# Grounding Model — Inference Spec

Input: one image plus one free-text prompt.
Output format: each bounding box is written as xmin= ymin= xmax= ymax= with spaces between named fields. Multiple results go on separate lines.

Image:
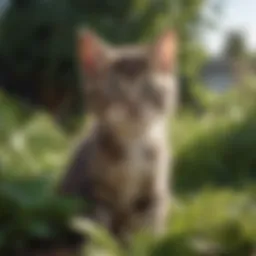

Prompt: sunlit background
xmin=0 ymin=0 xmax=255 ymax=255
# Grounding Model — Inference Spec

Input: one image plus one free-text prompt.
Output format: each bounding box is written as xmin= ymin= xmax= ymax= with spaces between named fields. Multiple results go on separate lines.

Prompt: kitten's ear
xmin=151 ymin=30 xmax=178 ymax=72
xmin=77 ymin=29 xmax=108 ymax=76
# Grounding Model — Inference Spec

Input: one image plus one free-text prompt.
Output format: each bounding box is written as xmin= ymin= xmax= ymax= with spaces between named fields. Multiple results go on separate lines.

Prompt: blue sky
xmin=203 ymin=0 xmax=256 ymax=55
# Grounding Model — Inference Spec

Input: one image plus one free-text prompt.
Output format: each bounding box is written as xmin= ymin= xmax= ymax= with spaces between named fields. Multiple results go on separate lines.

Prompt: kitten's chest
xmin=124 ymin=139 xmax=156 ymax=174
xmin=104 ymin=139 xmax=159 ymax=204
xmin=95 ymin=123 xmax=167 ymax=206
xmin=107 ymin=139 xmax=156 ymax=180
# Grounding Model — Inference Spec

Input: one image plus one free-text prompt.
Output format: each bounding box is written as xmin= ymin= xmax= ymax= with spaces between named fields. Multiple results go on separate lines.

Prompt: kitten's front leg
xmin=150 ymin=151 xmax=171 ymax=237
xmin=150 ymin=192 xmax=170 ymax=236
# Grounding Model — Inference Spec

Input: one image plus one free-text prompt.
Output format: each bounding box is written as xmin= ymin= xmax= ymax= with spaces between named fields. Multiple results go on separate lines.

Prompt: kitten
xmin=59 ymin=29 xmax=179 ymax=242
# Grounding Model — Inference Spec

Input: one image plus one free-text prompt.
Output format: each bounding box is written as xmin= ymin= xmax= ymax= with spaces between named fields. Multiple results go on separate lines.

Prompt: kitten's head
xmin=78 ymin=29 xmax=178 ymax=133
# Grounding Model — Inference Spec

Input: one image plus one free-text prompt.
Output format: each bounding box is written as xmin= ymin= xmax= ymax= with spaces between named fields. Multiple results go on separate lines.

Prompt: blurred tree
xmin=0 ymin=0 xmax=222 ymax=130
xmin=223 ymin=31 xmax=247 ymax=60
